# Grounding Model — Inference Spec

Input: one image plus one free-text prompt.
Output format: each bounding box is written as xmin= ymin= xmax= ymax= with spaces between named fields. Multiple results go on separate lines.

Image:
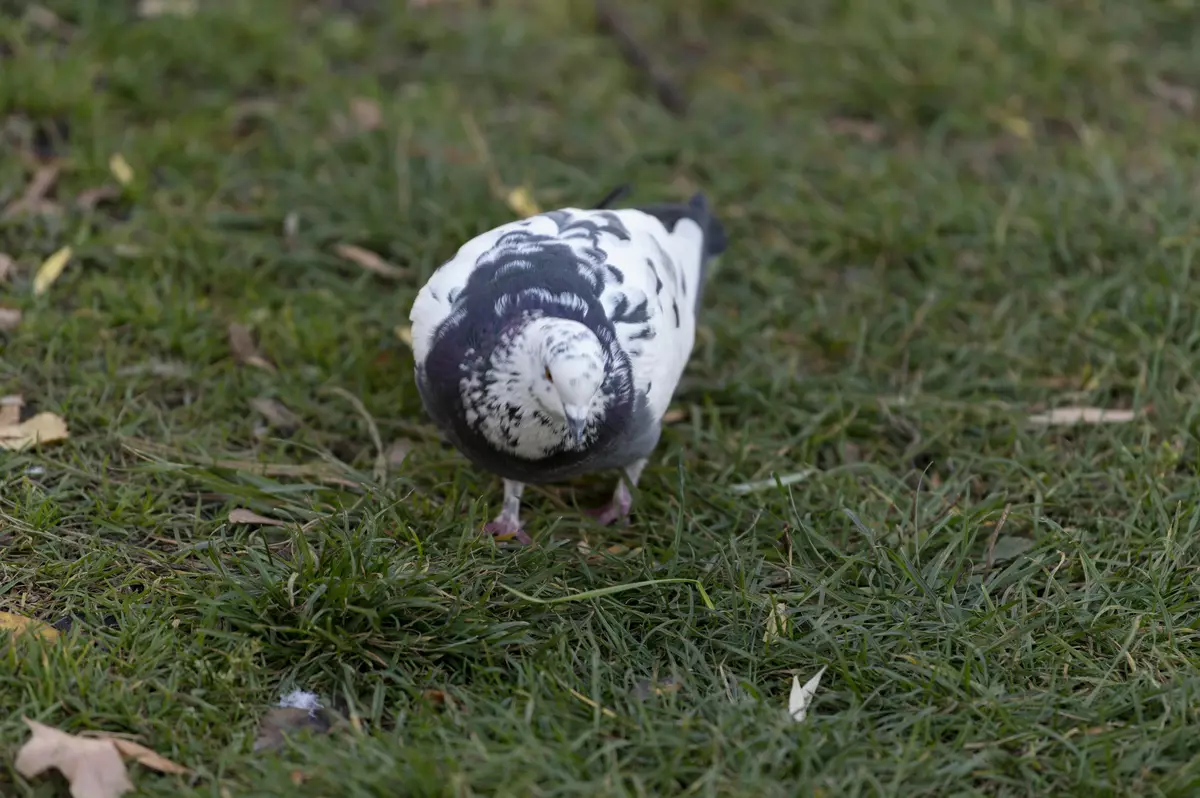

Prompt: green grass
xmin=4 ymin=0 xmax=1200 ymax=794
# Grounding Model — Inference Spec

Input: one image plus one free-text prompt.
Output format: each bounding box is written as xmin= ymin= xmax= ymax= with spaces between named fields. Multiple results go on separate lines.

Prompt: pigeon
xmin=409 ymin=185 xmax=727 ymax=543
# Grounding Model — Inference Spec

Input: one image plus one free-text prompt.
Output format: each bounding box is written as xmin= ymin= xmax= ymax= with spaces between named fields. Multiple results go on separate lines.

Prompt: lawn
xmin=3 ymin=0 xmax=1200 ymax=795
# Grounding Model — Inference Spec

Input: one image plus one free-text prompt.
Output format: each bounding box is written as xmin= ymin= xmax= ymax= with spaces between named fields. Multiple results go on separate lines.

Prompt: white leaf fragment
xmin=1027 ymin=406 xmax=1137 ymax=426
xmin=788 ymin=666 xmax=826 ymax=723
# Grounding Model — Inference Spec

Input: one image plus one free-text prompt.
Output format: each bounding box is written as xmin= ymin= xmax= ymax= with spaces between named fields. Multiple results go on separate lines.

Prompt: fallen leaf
xmin=788 ymin=666 xmax=826 ymax=723
xmin=1149 ymin=77 xmax=1195 ymax=113
xmin=662 ymin=407 xmax=686 ymax=424
xmin=0 ymin=611 xmax=59 ymax=640
xmin=1027 ymin=407 xmax=1138 ymax=426
xmin=16 ymin=718 xmax=134 ymax=798
xmin=76 ymin=186 xmax=121 ymax=211
xmin=505 ymin=186 xmax=540 ymax=217
xmin=0 ymin=395 xmax=22 ymax=426
xmin=290 ymin=770 xmax=308 ymax=786
xmin=395 ymin=325 xmax=413 ymax=348
xmin=249 ymin=397 xmax=300 ymax=431
xmin=333 ymin=243 xmax=407 ymax=279
xmin=137 ymin=0 xmax=197 ymax=16
xmin=227 ymin=322 xmax=275 ymax=372
xmin=107 ymin=154 xmax=134 ymax=186
xmin=763 ymin=601 xmax=789 ymax=644
xmin=83 ymin=737 xmax=188 ymax=775
xmin=349 ymin=97 xmax=382 ymax=131
xmin=253 ymin=708 xmax=333 ymax=752
xmin=990 ymin=535 xmax=1034 ymax=563
xmin=0 ymin=307 xmax=21 ymax=331
xmin=0 ymin=412 xmax=69 ymax=451
xmin=421 ymin=689 xmax=452 ymax=707
xmin=228 ymin=509 xmax=285 ymax=527
xmin=0 ymin=252 xmax=14 ymax=281
xmin=116 ymin=360 xmax=190 ymax=379
xmin=2 ymin=164 xmax=61 ymax=221
xmin=24 ymin=4 xmax=64 ymax=30
xmin=331 ymin=97 xmax=383 ymax=138
xmin=33 ymin=246 xmax=72 ymax=296
xmin=385 ymin=439 xmax=412 ymax=469
xmin=828 ymin=116 xmax=884 ymax=143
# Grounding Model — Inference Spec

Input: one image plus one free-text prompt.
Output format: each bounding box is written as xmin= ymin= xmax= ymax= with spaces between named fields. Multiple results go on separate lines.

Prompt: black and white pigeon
xmin=409 ymin=185 xmax=727 ymax=543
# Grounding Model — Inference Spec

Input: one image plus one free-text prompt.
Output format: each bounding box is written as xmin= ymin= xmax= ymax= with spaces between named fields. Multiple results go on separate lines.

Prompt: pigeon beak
xmin=565 ymin=412 xmax=588 ymax=444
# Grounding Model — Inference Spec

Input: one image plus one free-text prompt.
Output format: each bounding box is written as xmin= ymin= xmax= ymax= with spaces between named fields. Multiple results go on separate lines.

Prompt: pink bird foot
xmin=484 ymin=516 xmax=532 ymax=545
xmin=585 ymin=481 xmax=632 ymax=526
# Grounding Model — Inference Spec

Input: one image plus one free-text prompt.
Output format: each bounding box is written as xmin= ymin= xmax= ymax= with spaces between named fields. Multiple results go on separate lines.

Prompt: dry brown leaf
xmin=228 ymin=509 xmax=285 ymax=527
xmin=249 ymin=397 xmax=300 ymax=431
xmin=24 ymin=4 xmax=64 ymax=30
xmin=33 ymin=246 xmax=72 ymax=296
xmin=333 ymin=243 xmax=407 ymax=279
xmin=0 ymin=412 xmax=69 ymax=451
xmin=828 ymin=116 xmax=885 ymax=143
xmin=227 ymin=323 xmax=275 ymax=372
xmin=105 ymin=739 xmax=188 ymax=775
xmin=16 ymin=718 xmax=134 ymax=798
xmin=290 ymin=770 xmax=309 ymax=786
xmin=0 ymin=610 xmax=59 ymax=641
xmin=0 ymin=252 xmax=15 ymax=281
xmin=1027 ymin=407 xmax=1138 ymax=426
xmin=331 ymin=97 xmax=383 ymax=138
xmin=0 ymin=307 xmax=21 ymax=332
xmin=2 ymin=164 xmax=60 ymax=220
xmin=349 ymin=97 xmax=382 ymax=131
xmin=0 ymin=395 xmax=22 ymax=426
xmin=662 ymin=407 xmax=686 ymax=424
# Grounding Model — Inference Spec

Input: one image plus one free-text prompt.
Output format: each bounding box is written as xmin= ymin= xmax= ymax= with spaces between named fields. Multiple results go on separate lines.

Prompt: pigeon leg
xmin=484 ymin=479 xmax=531 ymax=544
xmin=586 ymin=458 xmax=647 ymax=526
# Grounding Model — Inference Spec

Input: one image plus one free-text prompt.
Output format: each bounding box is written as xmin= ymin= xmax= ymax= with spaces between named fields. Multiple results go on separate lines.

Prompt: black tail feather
xmin=635 ymin=191 xmax=727 ymax=260
xmin=594 ymin=183 xmax=634 ymax=209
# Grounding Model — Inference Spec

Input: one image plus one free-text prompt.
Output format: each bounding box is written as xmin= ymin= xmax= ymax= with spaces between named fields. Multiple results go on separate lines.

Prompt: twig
xmin=984 ymin=503 xmax=1013 ymax=571
xmin=594 ymin=0 xmax=688 ymax=116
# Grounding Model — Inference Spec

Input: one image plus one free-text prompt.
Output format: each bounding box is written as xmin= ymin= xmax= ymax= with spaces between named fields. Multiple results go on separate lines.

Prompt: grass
xmin=3 ymin=0 xmax=1200 ymax=794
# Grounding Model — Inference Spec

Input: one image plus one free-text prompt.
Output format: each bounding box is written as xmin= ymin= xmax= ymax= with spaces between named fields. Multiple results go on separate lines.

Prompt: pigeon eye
xmin=544 ymin=367 xmax=553 ymax=383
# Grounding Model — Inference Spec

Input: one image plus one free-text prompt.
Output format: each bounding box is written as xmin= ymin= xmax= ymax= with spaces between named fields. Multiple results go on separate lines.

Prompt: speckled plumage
xmin=410 ymin=190 xmax=726 ymax=542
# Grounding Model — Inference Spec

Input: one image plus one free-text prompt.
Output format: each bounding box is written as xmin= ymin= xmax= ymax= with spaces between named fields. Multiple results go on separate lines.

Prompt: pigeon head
xmin=524 ymin=317 xmax=606 ymax=444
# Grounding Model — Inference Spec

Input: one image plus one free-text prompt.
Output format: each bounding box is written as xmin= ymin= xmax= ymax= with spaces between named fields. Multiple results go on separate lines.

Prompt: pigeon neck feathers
xmin=425 ymin=262 xmax=636 ymax=462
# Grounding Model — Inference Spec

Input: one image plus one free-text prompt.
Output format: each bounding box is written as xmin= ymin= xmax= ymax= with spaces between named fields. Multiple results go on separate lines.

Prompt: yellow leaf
xmin=763 ymin=601 xmax=789 ymax=644
xmin=33 ymin=246 xmax=72 ymax=295
xmin=108 ymin=154 xmax=134 ymax=186
xmin=1000 ymin=115 xmax=1032 ymax=140
xmin=0 ymin=611 xmax=59 ymax=640
xmin=505 ymin=186 xmax=540 ymax=217
xmin=0 ymin=411 xmax=69 ymax=451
